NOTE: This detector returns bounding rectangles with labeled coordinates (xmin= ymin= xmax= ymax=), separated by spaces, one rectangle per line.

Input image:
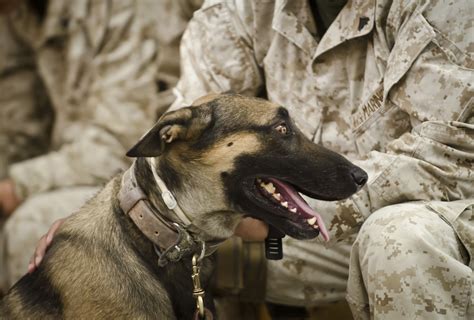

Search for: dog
xmin=0 ymin=94 xmax=367 ymax=319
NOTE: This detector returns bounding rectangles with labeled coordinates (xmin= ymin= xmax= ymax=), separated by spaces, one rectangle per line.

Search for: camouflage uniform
xmin=0 ymin=0 xmax=192 ymax=290
xmin=172 ymin=0 xmax=474 ymax=318
xmin=0 ymin=15 xmax=53 ymax=179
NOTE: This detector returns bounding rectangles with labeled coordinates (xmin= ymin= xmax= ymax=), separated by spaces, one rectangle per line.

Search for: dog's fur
xmin=0 ymin=94 xmax=366 ymax=319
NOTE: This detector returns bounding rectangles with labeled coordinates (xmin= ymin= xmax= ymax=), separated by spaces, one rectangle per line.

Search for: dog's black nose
xmin=351 ymin=167 xmax=368 ymax=187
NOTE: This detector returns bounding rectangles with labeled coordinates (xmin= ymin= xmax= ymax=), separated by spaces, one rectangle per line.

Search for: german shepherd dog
xmin=0 ymin=94 xmax=367 ymax=319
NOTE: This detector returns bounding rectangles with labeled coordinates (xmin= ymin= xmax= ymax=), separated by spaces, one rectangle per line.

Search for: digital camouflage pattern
xmin=172 ymin=0 xmax=473 ymax=318
xmin=0 ymin=0 xmax=201 ymax=291
xmin=348 ymin=200 xmax=473 ymax=319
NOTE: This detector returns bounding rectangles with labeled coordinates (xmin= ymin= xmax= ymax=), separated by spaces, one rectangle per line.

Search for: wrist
xmin=0 ymin=178 xmax=21 ymax=217
xmin=234 ymin=217 xmax=269 ymax=241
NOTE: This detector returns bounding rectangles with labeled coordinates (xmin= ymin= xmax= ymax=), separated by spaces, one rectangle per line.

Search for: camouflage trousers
xmin=0 ymin=187 xmax=98 ymax=292
xmin=268 ymin=201 xmax=473 ymax=319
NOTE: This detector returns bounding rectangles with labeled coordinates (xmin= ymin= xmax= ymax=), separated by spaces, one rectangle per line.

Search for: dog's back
xmin=1 ymin=177 xmax=176 ymax=319
xmin=0 ymin=271 xmax=62 ymax=319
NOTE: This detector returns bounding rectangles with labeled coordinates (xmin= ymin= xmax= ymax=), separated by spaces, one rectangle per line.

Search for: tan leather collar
xmin=118 ymin=162 xmax=221 ymax=266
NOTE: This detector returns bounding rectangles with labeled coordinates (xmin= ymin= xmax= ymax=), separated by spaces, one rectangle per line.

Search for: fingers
xmin=0 ymin=179 xmax=22 ymax=217
xmin=28 ymin=234 xmax=48 ymax=273
xmin=47 ymin=218 xmax=65 ymax=244
xmin=27 ymin=218 xmax=66 ymax=273
xmin=234 ymin=217 xmax=269 ymax=241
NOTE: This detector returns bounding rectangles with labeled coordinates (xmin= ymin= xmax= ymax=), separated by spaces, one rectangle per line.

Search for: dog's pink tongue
xmin=267 ymin=178 xmax=330 ymax=242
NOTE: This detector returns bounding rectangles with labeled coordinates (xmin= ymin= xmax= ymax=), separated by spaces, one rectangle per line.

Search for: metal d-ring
xmin=155 ymin=223 xmax=186 ymax=266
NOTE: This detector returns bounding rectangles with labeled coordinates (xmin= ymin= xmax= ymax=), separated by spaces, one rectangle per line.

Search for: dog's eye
xmin=275 ymin=123 xmax=288 ymax=135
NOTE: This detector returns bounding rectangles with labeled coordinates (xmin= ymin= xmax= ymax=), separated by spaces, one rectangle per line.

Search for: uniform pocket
xmin=425 ymin=200 xmax=474 ymax=269
xmin=351 ymin=14 xmax=435 ymax=153
xmin=383 ymin=13 xmax=435 ymax=102
xmin=384 ymin=13 xmax=473 ymax=125
xmin=431 ymin=27 xmax=474 ymax=70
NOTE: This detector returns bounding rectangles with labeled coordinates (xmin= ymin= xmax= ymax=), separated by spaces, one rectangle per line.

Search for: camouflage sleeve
xmin=170 ymin=0 xmax=263 ymax=110
xmin=7 ymin=1 xmax=159 ymax=199
xmin=311 ymin=0 xmax=474 ymax=242
xmin=0 ymin=17 xmax=52 ymax=178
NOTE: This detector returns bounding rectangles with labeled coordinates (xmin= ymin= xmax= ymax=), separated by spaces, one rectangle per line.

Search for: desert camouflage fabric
xmin=0 ymin=15 xmax=52 ymax=179
xmin=2 ymin=0 xmax=159 ymax=198
xmin=172 ymin=0 xmax=473 ymax=318
xmin=0 ymin=0 xmax=201 ymax=291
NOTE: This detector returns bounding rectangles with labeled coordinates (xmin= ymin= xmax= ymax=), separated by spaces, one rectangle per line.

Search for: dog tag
xmin=162 ymin=191 xmax=177 ymax=210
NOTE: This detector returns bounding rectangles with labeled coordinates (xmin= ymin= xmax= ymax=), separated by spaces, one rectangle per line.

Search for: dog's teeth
xmin=289 ymin=208 xmax=297 ymax=213
xmin=281 ymin=201 xmax=288 ymax=208
xmin=273 ymin=193 xmax=281 ymax=200
xmin=262 ymin=182 xmax=276 ymax=194
xmin=307 ymin=217 xmax=317 ymax=225
xmin=267 ymin=184 xmax=276 ymax=193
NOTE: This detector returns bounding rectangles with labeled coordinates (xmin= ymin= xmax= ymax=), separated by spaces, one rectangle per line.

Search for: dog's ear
xmin=126 ymin=106 xmax=212 ymax=157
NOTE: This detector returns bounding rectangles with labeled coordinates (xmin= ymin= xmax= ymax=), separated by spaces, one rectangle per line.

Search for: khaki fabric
xmin=266 ymin=237 xmax=352 ymax=307
xmin=0 ymin=0 xmax=202 ymax=291
xmin=0 ymin=0 xmax=201 ymax=199
xmin=0 ymin=187 xmax=98 ymax=290
xmin=0 ymin=16 xmax=53 ymax=178
xmin=172 ymin=0 xmax=474 ymax=317
xmin=348 ymin=201 xmax=473 ymax=319
xmin=4 ymin=0 xmax=159 ymax=199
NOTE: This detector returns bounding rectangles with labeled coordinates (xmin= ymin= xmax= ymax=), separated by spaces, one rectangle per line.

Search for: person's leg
xmin=347 ymin=202 xmax=472 ymax=320
xmin=213 ymin=236 xmax=353 ymax=320
xmin=266 ymin=236 xmax=353 ymax=307
xmin=0 ymin=186 xmax=99 ymax=291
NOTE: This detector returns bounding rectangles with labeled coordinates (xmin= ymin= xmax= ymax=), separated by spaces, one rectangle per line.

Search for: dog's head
xmin=127 ymin=94 xmax=367 ymax=241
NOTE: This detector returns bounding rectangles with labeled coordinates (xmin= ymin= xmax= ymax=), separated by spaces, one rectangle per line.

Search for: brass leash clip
xmin=192 ymin=253 xmax=205 ymax=319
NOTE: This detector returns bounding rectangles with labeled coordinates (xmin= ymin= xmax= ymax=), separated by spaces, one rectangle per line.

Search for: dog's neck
xmin=120 ymin=158 xmax=223 ymax=265
xmin=146 ymin=157 xmax=192 ymax=226
xmin=133 ymin=157 xmax=194 ymax=229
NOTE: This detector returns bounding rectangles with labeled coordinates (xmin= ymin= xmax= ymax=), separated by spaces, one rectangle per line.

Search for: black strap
xmin=264 ymin=225 xmax=285 ymax=260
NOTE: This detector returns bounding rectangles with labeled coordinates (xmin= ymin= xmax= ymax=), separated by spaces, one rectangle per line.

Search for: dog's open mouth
xmin=255 ymin=178 xmax=330 ymax=241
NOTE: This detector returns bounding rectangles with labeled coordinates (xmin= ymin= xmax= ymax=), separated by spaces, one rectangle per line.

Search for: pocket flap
xmin=383 ymin=14 xmax=435 ymax=102
xmin=426 ymin=200 xmax=474 ymax=268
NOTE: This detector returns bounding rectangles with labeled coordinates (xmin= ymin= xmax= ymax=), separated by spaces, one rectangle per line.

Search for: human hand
xmin=0 ymin=178 xmax=21 ymax=218
xmin=27 ymin=218 xmax=66 ymax=273
xmin=233 ymin=217 xmax=269 ymax=241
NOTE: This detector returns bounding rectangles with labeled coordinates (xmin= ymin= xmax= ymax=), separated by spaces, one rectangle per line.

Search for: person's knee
xmin=4 ymin=186 xmax=99 ymax=251
xmin=350 ymin=203 xmax=472 ymax=319
xmin=356 ymin=204 xmax=458 ymax=266
xmin=5 ymin=187 xmax=98 ymax=228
